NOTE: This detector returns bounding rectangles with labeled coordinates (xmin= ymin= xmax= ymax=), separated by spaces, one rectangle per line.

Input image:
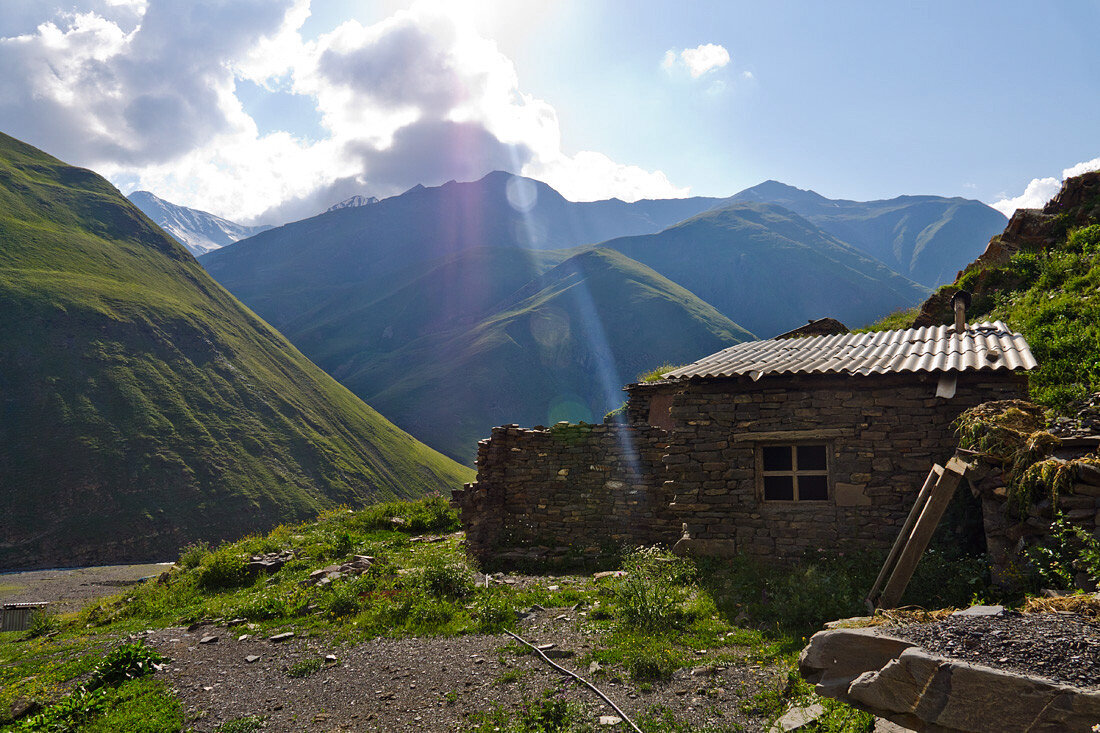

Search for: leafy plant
xmin=612 ymin=547 xmax=698 ymax=631
xmin=418 ymin=550 xmax=473 ymax=599
xmin=471 ymin=590 xmax=516 ymax=633
xmin=24 ymin=610 xmax=56 ymax=640
xmin=286 ymin=658 xmax=323 ymax=678
xmin=214 ymin=715 xmax=267 ymax=733
xmin=196 ymin=548 xmax=251 ymax=591
xmin=85 ymin=642 xmax=168 ymax=691
xmin=178 ymin=541 xmax=210 ymax=569
xmin=1025 ymin=513 xmax=1100 ymax=590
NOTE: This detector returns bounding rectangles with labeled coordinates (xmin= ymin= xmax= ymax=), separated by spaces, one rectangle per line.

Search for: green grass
xmin=0 ymin=501 xmax=995 ymax=731
xmin=0 ymin=131 xmax=472 ymax=569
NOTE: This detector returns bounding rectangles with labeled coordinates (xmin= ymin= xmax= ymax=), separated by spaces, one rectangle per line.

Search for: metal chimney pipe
xmin=950 ymin=290 xmax=972 ymax=334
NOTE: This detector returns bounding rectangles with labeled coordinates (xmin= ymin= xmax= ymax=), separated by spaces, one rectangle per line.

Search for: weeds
xmin=12 ymin=642 xmax=168 ymax=731
xmin=1024 ymin=513 xmax=1100 ymax=590
xmin=612 ymin=547 xmax=698 ymax=631
xmin=196 ymin=548 xmax=251 ymax=591
xmin=286 ymin=657 xmax=323 ymax=678
xmin=214 ymin=715 xmax=267 ymax=733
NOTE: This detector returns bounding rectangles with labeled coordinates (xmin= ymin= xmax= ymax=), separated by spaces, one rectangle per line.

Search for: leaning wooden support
xmin=864 ymin=464 xmax=943 ymax=612
xmin=867 ymin=456 xmax=970 ymax=611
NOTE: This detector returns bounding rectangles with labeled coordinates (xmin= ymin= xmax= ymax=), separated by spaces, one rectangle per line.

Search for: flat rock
xmin=245 ymin=655 xmax=260 ymax=663
xmin=269 ymin=632 xmax=295 ymax=643
xmin=598 ymin=715 xmax=622 ymax=725
xmin=772 ymin=703 xmax=824 ymax=731
xmin=199 ymin=635 xmax=218 ymax=644
xmin=952 ymin=605 xmax=1004 ymax=617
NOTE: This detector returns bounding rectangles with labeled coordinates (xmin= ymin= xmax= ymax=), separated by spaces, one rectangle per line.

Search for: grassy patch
xmin=214 ymin=716 xmax=267 ymax=733
xmin=286 ymin=657 xmax=324 ymax=678
xmin=2 ymin=508 xmax=998 ymax=732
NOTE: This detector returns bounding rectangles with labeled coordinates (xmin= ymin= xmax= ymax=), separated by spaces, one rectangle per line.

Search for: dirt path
xmin=0 ymin=562 xmax=171 ymax=615
xmin=144 ymin=607 xmax=781 ymax=732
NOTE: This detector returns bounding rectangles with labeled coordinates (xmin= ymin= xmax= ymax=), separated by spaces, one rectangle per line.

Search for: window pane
xmin=797 ymin=445 xmax=827 ymax=471
xmin=798 ymin=475 xmax=828 ymax=501
xmin=763 ymin=475 xmax=794 ymax=501
xmin=762 ymin=446 xmax=792 ymax=471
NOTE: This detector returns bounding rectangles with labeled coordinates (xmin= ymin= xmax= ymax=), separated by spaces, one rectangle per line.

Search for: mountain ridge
xmin=127 ymin=190 xmax=271 ymax=256
xmin=0 ymin=132 xmax=471 ymax=569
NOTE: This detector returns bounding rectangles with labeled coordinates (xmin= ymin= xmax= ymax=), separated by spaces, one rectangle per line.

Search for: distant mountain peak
xmin=127 ymin=190 xmax=270 ymax=256
xmin=326 ymin=194 xmax=379 ymax=212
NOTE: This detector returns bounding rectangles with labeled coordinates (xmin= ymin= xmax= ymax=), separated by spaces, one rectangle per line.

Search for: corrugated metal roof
xmin=663 ymin=321 xmax=1037 ymax=381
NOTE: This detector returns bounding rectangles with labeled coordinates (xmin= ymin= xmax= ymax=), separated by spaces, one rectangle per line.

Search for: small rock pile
xmin=1048 ymin=392 xmax=1100 ymax=438
xmin=300 ymin=555 xmax=374 ymax=587
xmin=246 ymin=550 xmax=297 ymax=574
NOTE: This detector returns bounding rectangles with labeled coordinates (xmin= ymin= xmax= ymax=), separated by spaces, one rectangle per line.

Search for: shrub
xmin=418 ymin=551 xmax=473 ymax=599
xmin=612 ymin=547 xmax=697 ymax=631
xmin=24 ymin=610 xmax=57 ymax=639
xmin=324 ymin=581 xmax=362 ymax=619
xmin=1024 ymin=513 xmax=1100 ymax=590
xmin=178 ymin=541 xmax=210 ymax=569
xmin=470 ymin=591 xmax=515 ymax=633
xmin=196 ymin=549 xmax=250 ymax=591
xmin=350 ymin=496 xmax=459 ymax=534
xmin=627 ymin=645 xmax=680 ymax=681
xmin=234 ymin=595 xmax=288 ymax=621
xmin=86 ymin=642 xmax=168 ymax=691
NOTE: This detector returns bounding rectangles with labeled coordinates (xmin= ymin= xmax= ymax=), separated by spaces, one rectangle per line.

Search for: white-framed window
xmin=757 ymin=443 xmax=830 ymax=501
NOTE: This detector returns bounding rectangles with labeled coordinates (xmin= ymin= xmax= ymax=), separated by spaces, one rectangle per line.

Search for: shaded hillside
xmin=331 ymin=249 xmax=753 ymax=461
xmin=200 ymin=171 xmax=722 ymax=325
xmin=729 ymin=180 xmax=1006 ymax=287
xmin=900 ymin=172 xmax=1100 ymax=407
xmin=0 ymin=132 xmax=472 ymax=570
xmin=599 ymin=202 xmax=930 ymax=337
xmin=127 ymin=190 xmax=270 ymax=256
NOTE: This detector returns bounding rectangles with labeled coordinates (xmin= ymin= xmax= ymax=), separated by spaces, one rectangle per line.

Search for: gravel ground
xmin=0 ymin=563 xmax=171 ymax=614
xmin=142 ymin=605 xmax=782 ymax=732
xmin=890 ymin=612 xmax=1100 ymax=688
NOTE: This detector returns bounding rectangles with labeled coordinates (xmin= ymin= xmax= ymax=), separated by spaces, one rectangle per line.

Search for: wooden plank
xmin=876 ymin=457 xmax=971 ymax=609
xmin=732 ymin=428 xmax=850 ymax=443
xmin=865 ymin=464 xmax=943 ymax=611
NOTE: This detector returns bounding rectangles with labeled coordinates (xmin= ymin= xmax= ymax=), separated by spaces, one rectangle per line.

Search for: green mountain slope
xmin=327 ymin=248 xmax=753 ymax=461
xmin=0 ymin=132 xmax=472 ymax=570
xmin=598 ymin=201 xmax=931 ymax=337
xmin=199 ymin=172 xmax=723 ymax=327
xmin=899 ymin=172 xmax=1100 ymax=407
xmin=728 ymin=180 xmax=1007 ymax=287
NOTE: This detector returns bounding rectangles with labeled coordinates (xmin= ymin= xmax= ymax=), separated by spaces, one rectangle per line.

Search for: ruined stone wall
xmin=667 ymin=372 xmax=1029 ymax=562
xmin=453 ymin=421 xmax=676 ymax=566
xmin=969 ymin=448 xmax=1100 ymax=589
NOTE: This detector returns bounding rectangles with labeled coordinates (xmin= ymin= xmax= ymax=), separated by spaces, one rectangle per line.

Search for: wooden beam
xmin=876 ymin=456 xmax=971 ymax=610
xmin=731 ymin=428 xmax=850 ymax=443
xmin=865 ymin=463 xmax=943 ymax=612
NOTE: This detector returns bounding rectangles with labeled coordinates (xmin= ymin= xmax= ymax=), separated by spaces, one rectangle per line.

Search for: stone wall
xmin=666 ymin=372 xmax=1029 ymax=562
xmin=453 ymin=420 xmax=676 ymax=566
xmin=968 ymin=444 xmax=1100 ymax=589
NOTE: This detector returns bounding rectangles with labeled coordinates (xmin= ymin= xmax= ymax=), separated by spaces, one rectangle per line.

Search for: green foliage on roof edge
xmin=0 ymin=131 xmax=473 ymax=570
xmin=861 ymin=175 xmax=1100 ymax=411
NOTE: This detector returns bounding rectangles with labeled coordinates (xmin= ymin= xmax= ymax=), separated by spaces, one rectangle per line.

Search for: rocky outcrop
xmin=800 ymin=626 xmax=1100 ymax=732
xmin=912 ymin=171 xmax=1100 ymax=327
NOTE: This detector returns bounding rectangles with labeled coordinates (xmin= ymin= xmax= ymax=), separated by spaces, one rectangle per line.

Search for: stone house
xmin=454 ymin=317 xmax=1036 ymax=565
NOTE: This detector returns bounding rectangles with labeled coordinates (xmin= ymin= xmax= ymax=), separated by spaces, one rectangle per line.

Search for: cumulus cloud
xmin=991 ymin=156 xmax=1100 ymax=216
xmin=662 ymin=43 xmax=730 ymax=78
xmin=0 ymin=1 xmax=688 ymax=224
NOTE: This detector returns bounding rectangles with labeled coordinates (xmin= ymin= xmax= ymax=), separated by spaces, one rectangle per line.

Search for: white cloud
xmin=1063 ymin=156 xmax=1100 ymax=179
xmin=663 ymin=43 xmax=730 ymax=78
xmin=990 ymin=156 xmax=1100 ymax=216
xmin=0 ymin=1 xmax=688 ymax=225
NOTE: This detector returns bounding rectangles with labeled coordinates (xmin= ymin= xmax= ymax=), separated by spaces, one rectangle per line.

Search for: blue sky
xmin=0 ymin=1 xmax=1096 ymax=223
